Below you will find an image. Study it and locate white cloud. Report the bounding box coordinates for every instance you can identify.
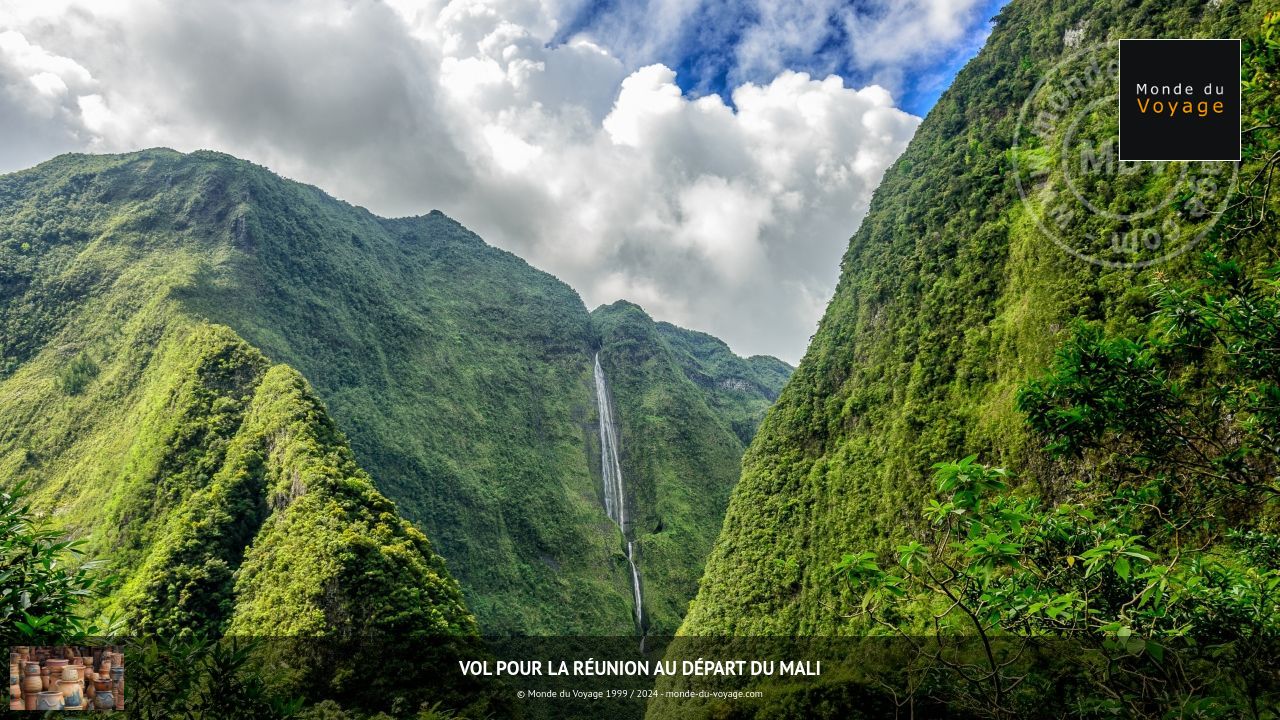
[0,0,922,364]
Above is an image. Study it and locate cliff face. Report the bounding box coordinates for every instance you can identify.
[591,301,789,634]
[680,0,1278,635]
[0,149,788,636]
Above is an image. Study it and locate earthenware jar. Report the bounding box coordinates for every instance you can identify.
[9,693,22,711]
[111,665,123,683]
[58,676,82,709]
[36,690,62,710]
[46,658,67,673]
[24,692,38,711]
[114,680,124,710]
[95,688,114,710]
[21,668,41,695]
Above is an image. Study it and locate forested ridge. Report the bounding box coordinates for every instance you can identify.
[0,148,789,644]
[684,0,1280,638]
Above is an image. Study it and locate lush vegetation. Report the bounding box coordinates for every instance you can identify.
[0,481,118,643]
[592,302,788,634]
[682,0,1280,637]
[829,241,1280,716]
[0,145,785,640]
[667,2,1280,717]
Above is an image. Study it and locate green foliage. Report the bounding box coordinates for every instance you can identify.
[0,145,779,638]
[0,480,117,643]
[128,634,304,720]
[227,365,476,639]
[838,457,1279,717]
[86,328,477,641]
[683,0,1280,637]
[57,350,98,395]
[654,318,790,445]
[831,199,1280,716]
[592,302,788,634]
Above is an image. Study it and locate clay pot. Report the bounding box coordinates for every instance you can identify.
[21,671,42,695]
[95,678,111,692]
[111,665,124,683]
[114,680,123,710]
[24,693,38,711]
[9,696,22,711]
[46,658,67,672]
[36,690,63,710]
[23,661,39,677]
[94,689,114,710]
[58,677,82,709]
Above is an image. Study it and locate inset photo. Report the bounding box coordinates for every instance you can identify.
[8,647,124,712]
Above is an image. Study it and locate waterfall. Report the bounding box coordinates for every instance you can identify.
[594,353,646,639]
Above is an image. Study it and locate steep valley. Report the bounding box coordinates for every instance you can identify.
[0,149,790,639]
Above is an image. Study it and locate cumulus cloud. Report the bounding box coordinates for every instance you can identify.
[0,0,922,363]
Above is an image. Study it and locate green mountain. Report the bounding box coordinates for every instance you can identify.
[0,148,789,637]
[681,0,1280,636]
[592,301,790,633]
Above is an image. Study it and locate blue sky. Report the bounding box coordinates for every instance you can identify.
[554,0,1008,116]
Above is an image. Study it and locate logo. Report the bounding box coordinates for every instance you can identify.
[1119,39,1241,161]
[1013,42,1238,269]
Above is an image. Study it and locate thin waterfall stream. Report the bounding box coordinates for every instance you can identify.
[593,353,646,643]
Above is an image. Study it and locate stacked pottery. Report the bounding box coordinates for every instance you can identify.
[94,678,114,710]
[22,662,41,710]
[7,660,16,696]
[8,659,21,711]
[111,663,125,709]
[58,665,83,710]
[45,657,67,692]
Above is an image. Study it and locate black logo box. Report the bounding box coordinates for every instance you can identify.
[1119,38,1240,162]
